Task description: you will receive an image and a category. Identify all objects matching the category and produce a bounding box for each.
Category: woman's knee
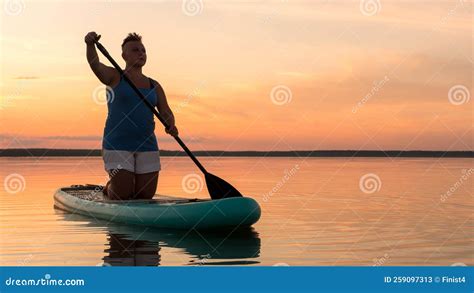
[135,190,154,200]
[108,185,134,200]
[107,169,135,200]
[134,172,158,199]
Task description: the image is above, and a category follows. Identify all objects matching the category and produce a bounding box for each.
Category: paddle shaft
[94,41,208,174]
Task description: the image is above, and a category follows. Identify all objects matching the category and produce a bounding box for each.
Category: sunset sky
[1,0,472,151]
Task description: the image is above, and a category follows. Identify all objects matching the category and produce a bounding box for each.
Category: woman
[85,31,178,200]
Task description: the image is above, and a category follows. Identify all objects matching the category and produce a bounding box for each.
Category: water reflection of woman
[102,232,161,266]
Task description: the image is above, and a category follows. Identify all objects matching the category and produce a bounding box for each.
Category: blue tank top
[102,76,158,152]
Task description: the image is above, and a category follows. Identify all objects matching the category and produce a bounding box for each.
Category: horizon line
[0,148,472,158]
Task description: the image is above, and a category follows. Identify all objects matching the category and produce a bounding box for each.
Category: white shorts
[102,149,161,174]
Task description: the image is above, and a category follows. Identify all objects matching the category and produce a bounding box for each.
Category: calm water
[1,157,472,266]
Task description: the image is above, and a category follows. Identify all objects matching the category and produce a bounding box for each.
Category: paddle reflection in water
[54,208,261,266]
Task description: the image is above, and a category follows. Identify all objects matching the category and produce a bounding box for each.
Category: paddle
[94,40,243,200]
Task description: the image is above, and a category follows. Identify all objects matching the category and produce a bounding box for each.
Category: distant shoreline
[0,149,472,158]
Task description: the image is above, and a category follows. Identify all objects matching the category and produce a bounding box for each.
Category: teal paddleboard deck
[54,185,261,230]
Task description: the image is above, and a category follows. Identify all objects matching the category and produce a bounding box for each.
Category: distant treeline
[0,149,472,158]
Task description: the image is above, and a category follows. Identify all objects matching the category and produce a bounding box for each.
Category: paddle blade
[205,172,243,199]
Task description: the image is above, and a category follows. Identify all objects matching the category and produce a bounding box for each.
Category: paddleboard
[54,185,261,230]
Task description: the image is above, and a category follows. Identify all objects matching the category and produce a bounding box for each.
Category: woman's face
[122,41,147,67]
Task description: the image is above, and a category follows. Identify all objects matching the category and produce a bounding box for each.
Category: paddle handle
[94,41,208,174]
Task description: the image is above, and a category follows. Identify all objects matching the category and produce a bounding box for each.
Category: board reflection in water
[56,209,261,266]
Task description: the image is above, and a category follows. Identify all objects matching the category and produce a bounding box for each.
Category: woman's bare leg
[105,169,135,200]
[134,172,159,199]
